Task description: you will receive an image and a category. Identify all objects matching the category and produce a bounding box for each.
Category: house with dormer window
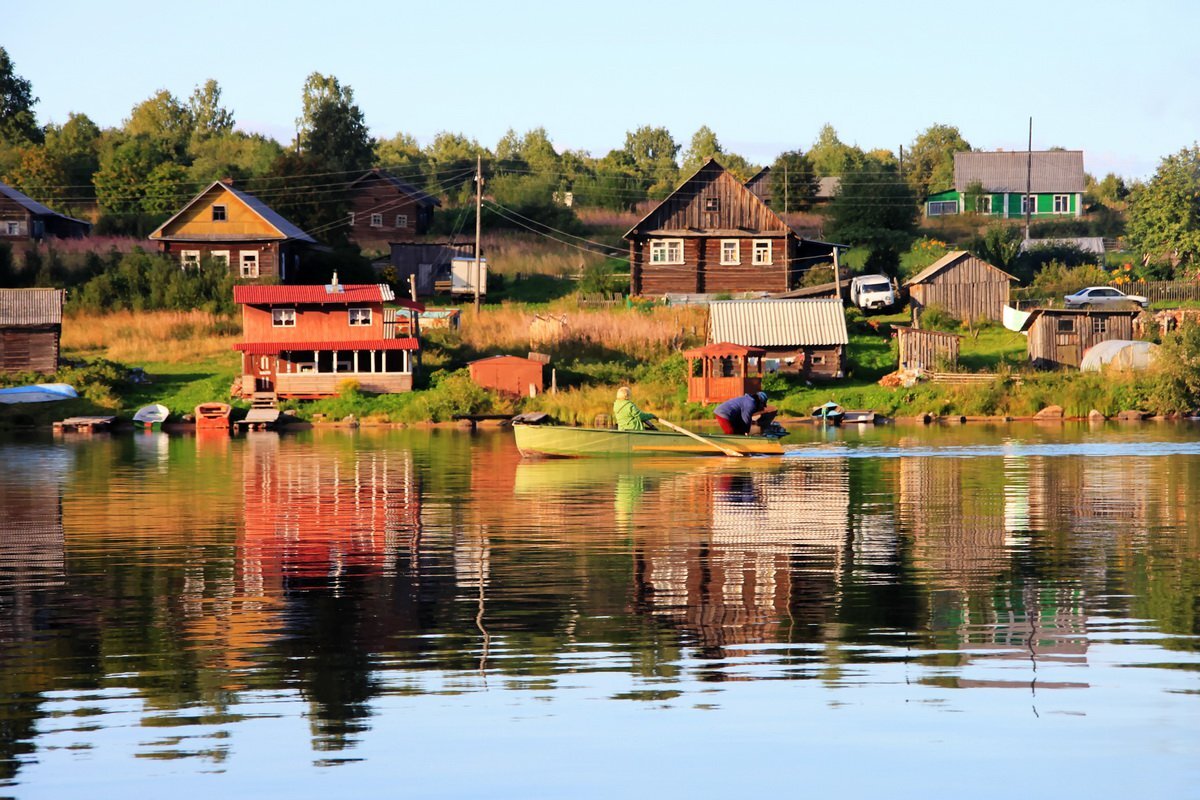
[232,278,422,398]
[624,159,841,297]
[149,180,318,281]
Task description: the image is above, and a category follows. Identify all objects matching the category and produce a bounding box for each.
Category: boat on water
[0,383,78,404]
[132,403,170,430]
[812,402,845,425]
[513,423,786,458]
[195,402,232,431]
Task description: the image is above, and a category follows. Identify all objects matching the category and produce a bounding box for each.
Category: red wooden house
[345,169,440,252]
[233,278,422,398]
[625,159,840,297]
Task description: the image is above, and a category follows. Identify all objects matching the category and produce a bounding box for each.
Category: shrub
[916,304,959,332]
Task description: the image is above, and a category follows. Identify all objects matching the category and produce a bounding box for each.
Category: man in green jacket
[613,386,657,431]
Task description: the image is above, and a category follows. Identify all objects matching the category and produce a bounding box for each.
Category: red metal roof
[235,338,420,354]
[232,284,422,310]
[682,342,766,357]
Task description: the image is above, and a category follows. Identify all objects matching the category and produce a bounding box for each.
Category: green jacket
[613,398,656,431]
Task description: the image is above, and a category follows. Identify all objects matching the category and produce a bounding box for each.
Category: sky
[7,0,1199,180]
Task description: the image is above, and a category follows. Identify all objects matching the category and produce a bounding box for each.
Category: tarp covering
[1080,340,1159,372]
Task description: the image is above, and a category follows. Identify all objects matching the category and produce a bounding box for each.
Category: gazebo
[683,342,765,404]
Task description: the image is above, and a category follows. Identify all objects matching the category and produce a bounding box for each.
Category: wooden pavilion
[683,342,764,404]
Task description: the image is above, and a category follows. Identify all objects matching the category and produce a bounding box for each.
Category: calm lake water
[1,422,1198,798]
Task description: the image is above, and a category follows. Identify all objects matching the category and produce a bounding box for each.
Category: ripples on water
[0,424,1198,798]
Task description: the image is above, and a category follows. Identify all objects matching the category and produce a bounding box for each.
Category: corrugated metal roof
[709,298,848,347]
[235,338,419,353]
[0,181,90,226]
[0,289,65,326]
[232,284,403,305]
[953,150,1085,193]
[150,181,317,244]
[904,250,1017,286]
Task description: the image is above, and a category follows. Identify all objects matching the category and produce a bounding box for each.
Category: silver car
[1063,286,1149,309]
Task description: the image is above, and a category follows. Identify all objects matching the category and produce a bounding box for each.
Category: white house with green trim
[925,150,1085,219]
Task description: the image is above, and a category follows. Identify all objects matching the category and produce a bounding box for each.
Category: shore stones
[1117,410,1147,421]
[1088,409,1106,421]
[1035,405,1064,419]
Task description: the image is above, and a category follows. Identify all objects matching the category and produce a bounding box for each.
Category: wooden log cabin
[683,343,764,403]
[625,159,841,297]
[345,169,440,252]
[708,298,848,379]
[149,180,318,282]
[0,288,65,374]
[232,278,422,398]
[1019,308,1140,370]
[904,251,1016,323]
[0,181,91,243]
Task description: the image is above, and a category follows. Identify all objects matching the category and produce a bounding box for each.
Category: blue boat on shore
[0,384,78,404]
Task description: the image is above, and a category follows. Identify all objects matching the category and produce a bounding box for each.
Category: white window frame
[348,307,373,326]
[211,250,230,268]
[976,196,992,213]
[240,250,260,278]
[272,308,296,327]
[1054,194,1070,214]
[927,200,959,216]
[5,221,20,235]
[752,239,773,265]
[370,213,383,228]
[395,214,409,228]
[180,250,201,270]
[348,212,356,226]
[649,239,684,265]
[1022,195,1037,215]
[211,204,227,222]
[720,239,740,266]
[1092,316,1108,335]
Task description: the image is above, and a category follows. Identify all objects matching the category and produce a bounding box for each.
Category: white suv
[1063,286,1148,309]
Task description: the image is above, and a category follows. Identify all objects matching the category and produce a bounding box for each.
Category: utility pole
[832,246,842,305]
[1024,117,1033,242]
[898,145,904,179]
[783,161,788,214]
[474,154,483,314]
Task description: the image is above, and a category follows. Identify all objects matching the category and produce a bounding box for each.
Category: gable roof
[233,283,419,307]
[0,289,65,326]
[149,181,317,243]
[953,150,1085,194]
[709,298,848,347]
[904,250,1017,287]
[350,169,441,207]
[624,158,792,239]
[0,181,90,226]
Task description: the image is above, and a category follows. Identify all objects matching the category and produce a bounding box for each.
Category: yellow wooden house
[149,180,318,281]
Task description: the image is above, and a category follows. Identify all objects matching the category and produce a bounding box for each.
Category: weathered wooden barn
[149,180,318,281]
[0,181,90,243]
[708,298,848,379]
[232,279,422,397]
[0,288,65,374]
[469,355,544,397]
[683,342,764,403]
[346,169,440,252]
[625,159,841,297]
[895,326,960,372]
[904,251,1016,323]
[1019,308,1140,369]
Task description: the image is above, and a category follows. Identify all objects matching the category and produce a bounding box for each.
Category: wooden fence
[1109,281,1200,303]
[926,371,1008,385]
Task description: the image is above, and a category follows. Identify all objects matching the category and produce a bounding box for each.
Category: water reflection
[0,426,1197,793]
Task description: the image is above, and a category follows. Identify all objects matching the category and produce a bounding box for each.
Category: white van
[849,274,897,311]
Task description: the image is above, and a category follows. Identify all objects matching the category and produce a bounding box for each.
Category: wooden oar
[656,418,744,458]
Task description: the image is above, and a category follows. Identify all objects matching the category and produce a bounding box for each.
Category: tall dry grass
[460,303,708,361]
[481,232,613,277]
[62,310,241,364]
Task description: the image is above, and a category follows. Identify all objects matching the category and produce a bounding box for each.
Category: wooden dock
[53,416,115,433]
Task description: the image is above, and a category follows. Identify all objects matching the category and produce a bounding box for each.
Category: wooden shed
[895,326,960,372]
[469,355,544,397]
[1020,308,1140,369]
[904,251,1016,323]
[708,298,848,379]
[0,288,64,374]
[683,342,764,404]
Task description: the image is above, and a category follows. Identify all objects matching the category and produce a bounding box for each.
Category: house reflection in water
[633,459,851,654]
[0,445,69,625]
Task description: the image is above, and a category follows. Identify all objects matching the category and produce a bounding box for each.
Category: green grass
[121,355,243,417]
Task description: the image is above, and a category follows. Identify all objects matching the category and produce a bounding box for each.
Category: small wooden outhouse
[683,342,765,404]
[1020,308,1140,369]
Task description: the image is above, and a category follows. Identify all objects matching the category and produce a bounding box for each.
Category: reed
[61,310,241,364]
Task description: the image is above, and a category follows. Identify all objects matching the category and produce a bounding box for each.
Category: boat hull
[513,424,784,458]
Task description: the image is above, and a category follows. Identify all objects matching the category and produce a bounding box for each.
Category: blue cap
[756,391,768,404]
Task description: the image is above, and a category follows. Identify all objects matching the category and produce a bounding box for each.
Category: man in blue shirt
[714,391,773,435]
